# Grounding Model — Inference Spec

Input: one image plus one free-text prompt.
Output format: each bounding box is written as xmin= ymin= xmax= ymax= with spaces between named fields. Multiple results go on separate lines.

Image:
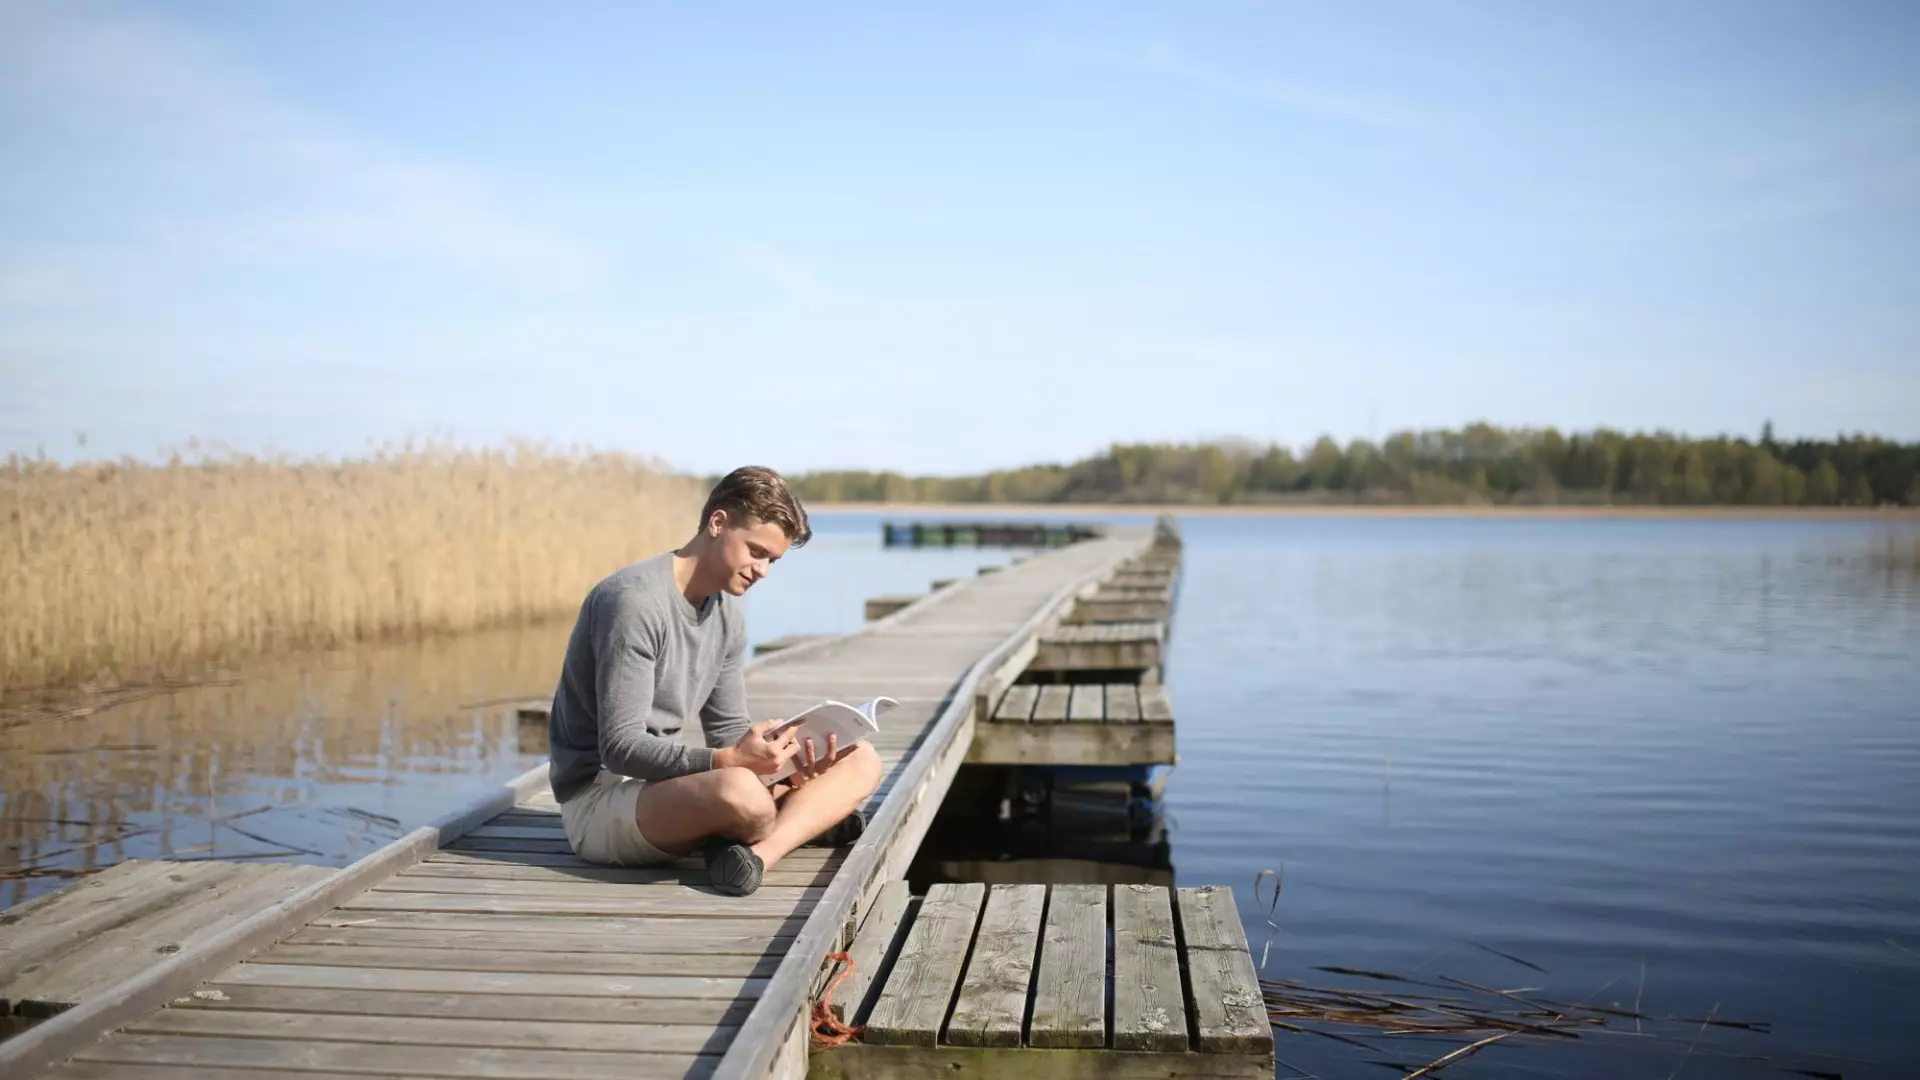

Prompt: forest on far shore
xmin=783 ymin=423 xmax=1920 ymax=508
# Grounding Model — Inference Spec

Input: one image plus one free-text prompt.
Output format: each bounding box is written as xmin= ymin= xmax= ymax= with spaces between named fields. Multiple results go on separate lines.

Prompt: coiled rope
xmin=810 ymin=951 xmax=866 ymax=1047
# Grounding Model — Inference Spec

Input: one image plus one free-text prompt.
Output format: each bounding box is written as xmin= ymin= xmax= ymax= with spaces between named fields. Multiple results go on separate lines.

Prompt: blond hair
xmin=701 ymin=465 xmax=811 ymax=545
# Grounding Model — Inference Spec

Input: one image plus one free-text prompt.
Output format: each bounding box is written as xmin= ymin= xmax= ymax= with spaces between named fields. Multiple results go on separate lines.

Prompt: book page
xmin=766 ymin=696 xmax=895 ymax=783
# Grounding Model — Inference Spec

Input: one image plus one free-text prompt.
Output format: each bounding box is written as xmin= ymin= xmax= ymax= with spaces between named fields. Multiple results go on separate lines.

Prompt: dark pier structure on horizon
xmin=881 ymin=520 xmax=1104 ymax=549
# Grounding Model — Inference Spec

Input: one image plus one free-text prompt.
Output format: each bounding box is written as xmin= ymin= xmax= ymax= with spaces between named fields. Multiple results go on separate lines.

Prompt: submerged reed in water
xmin=1247 ymin=862 xmax=1866 ymax=1079
xmin=0 ymin=443 xmax=704 ymax=692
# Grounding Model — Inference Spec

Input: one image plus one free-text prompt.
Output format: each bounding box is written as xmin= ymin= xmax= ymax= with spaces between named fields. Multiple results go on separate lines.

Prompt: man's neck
xmin=672 ymin=539 xmax=719 ymax=608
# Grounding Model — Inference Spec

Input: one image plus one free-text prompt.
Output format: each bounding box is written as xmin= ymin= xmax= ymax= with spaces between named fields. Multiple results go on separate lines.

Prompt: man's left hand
xmin=788 ymin=733 xmax=858 ymax=790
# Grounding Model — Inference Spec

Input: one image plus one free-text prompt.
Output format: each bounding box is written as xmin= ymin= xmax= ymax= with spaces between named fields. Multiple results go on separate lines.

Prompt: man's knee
xmin=845 ymin=742 xmax=884 ymax=794
xmin=714 ymin=767 xmax=777 ymax=838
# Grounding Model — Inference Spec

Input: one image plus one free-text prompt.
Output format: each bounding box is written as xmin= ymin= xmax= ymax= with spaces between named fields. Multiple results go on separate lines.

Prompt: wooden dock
xmin=968 ymin=683 xmax=1175 ymax=766
xmin=2 ymin=527 xmax=1167 ymax=1080
xmin=1062 ymin=584 xmax=1172 ymax=624
xmin=1029 ymin=621 xmax=1165 ymax=675
xmin=816 ymin=882 xmax=1272 ymax=1078
xmin=959 ymin=527 xmax=1184 ymax=807
xmin=0 ymin=862 xmax=335 ymax=1019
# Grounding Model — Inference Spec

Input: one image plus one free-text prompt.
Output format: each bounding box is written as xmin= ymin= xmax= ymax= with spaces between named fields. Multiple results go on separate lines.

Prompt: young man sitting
xmin=545 ymin=465 xmax=884 ymax=895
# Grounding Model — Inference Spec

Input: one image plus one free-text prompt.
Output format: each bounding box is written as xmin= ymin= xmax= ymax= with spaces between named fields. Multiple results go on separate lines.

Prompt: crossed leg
xmin=632 ymin=742 xmax=884 ymax=870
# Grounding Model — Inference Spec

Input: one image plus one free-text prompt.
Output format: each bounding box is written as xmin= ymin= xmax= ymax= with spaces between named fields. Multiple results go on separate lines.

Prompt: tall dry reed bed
xmin=1 ymin=444 xmax=705 ymax=693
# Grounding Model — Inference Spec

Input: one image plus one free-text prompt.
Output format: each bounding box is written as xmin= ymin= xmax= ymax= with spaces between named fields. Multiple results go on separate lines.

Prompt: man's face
xmin=710 ymin=512 xmax=792 ymax=596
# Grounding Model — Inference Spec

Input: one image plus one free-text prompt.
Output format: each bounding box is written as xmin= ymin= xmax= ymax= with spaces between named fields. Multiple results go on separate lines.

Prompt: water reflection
xmin=1 ymin=621 xmax=569 ymax=907
xmin=906 ymin=765 xmax=1176 ymax=890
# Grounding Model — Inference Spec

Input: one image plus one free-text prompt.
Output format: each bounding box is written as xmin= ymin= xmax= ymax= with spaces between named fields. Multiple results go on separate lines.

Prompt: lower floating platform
xmin=814 ymin=882 xmax=1273 ymax=1079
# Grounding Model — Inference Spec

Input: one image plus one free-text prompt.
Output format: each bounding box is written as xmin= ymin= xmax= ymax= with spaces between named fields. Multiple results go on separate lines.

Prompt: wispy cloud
xmin=1683 ymin=105 xmax=1920 ymax=233
xmin=0 ymin=263 xmax=89 ymax=310
xmin=0 ymin=3 xmax=601 ymax=292
xmin=736 ymin=246 xmax=837 ymax=304
xmin=1025 ymin=40 xmax=1421 ymax=129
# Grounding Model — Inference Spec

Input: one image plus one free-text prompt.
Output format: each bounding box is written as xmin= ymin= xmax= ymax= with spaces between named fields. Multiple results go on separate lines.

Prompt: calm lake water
xmin=6 ymin=510 xmax=1918 ymax=1077
xmin=1138 ymin=514 xmax=1920 ymax=1079
xmin=910 ymin=511 xmax=1912 ymax=1080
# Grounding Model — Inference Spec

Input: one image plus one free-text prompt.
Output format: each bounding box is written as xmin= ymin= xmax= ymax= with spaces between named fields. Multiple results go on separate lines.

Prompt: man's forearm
xmin=601 ymin=721 xmax=716 ymax=780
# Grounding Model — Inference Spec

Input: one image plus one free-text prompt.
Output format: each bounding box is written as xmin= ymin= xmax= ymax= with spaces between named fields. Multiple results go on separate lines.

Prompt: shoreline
xmin=812 ymin=502 xmax=1920 ymax=521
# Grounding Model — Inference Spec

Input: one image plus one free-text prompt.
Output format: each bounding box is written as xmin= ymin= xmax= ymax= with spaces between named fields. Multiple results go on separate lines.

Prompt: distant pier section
xmin=971 ymin=516 xmax=1183 ymax=770
xmin=882 ymin=519 xmax=1105 ymax=548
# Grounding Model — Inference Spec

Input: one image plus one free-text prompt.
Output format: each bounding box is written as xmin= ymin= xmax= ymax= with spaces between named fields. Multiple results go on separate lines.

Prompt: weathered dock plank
xmin=992 ymin=684 xmax=1038 ymax=723
xmin=167 ymin=983 xmax=755 ymax=1026
xmin=1028 ymin=884 xmax=1106 ymax=1049
xmin=945 ymin=884 xmax=1044 ymax=1047
xmin=68 ymin=1033 xmax=720 ymax=1080
xmin=1031 ymin=684 xmax=1071 ymax=723
xmin=831 ymin=880 xmax=910 ymax=1025
xmin=431 ymin=831 xmax=842 ymax=871
xmin=1141 ymin=685 xmax=1174 ymax=722
xmin=1113 ymin=884 xmax=1186 ymax=1052
xmin=366 ymin=875 xmax=826 ymax=902
xmin=216 ymin=961 xmax=765 ymax=1000
xmin=286 ymin=924 xmax=793 ymax=955
xmin=336 ymin=890 xmax=814 ymax=918
xmin=251 ymin=942 xmax=783 ymax=978
xmin=1174 ymin=887 xmax=1272 ymax=1055
xmin=862 ymin=883 xmax=985 ymax=1046
xmin=1066 ymin=684 xmax=1104 ymax=723
xmin=131 ymin=1008 xmax=738 ymax=1054
xmin=398 ymin=860 xmax=840 ymax=888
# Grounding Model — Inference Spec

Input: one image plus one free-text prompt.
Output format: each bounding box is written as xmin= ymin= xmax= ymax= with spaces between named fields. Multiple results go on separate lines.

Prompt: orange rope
xmin=811 ymin=951 xmax=865 ymax=1048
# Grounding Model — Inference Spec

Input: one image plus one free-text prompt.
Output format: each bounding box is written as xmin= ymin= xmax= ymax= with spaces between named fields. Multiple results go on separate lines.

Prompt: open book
xmin=764 ymin=696 xmax=896 ymax=784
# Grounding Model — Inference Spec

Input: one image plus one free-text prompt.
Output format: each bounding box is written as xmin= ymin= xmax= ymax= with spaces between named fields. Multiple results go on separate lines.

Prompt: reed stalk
xmin=0 ymin=441 xmax=704 ymax=692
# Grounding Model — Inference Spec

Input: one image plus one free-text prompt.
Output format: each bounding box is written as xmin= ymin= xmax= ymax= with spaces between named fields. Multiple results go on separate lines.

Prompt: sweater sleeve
xmin=594 ymin=590 xmax=716 ymax=779
xmin=700 ymin=610 xmax=753 ymax=750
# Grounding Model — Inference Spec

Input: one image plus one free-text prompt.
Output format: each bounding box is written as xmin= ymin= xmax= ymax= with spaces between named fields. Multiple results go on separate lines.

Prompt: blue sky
xmin=3 ymin=1 xmax=1917 ymax=475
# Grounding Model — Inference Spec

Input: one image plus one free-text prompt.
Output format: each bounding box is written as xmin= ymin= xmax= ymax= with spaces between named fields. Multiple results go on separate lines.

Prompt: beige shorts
xmin=561 ymin=771 xmax=675 ymax=866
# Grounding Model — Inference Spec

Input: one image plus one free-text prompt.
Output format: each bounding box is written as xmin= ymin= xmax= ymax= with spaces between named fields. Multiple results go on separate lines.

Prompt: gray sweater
xmin=546 ymin=552 xmax=753 ymax=803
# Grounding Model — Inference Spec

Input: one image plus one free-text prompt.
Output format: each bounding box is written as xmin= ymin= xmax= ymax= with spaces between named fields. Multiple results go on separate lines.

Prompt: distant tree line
xmin=781 ymin=423 xmax=1920 ymax=507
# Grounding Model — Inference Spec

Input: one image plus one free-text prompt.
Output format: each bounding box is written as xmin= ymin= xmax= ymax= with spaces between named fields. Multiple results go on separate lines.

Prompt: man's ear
xmin=707 ymin=508 xmax=728 ymax=537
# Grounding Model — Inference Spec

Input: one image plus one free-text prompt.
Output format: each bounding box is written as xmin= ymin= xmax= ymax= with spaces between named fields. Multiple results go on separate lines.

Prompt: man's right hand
xmin=715 ymin=719 xmax=800 ymax=775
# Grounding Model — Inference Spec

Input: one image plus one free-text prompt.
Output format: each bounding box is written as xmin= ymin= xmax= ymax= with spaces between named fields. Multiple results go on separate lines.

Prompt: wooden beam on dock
xmin=968 ymin=683 xmax=1175 ymax=766
xmin=862 ymin=594 xmax=921 ymax=621
xmin=1029 ymin=621 xmax=1164 ymax=672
